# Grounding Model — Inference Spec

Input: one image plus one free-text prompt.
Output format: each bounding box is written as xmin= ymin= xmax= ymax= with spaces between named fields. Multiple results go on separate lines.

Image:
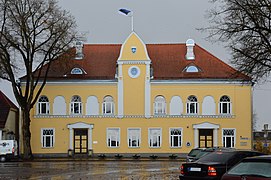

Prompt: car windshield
xmin=228 ymin=162 xmax=271 ymax=178
xmin=195 ymin=151 xmax=211 ymax=159
xmin=197 ymin=152 xmax=235 ymax=163
xmin=188 ymin=149 xmax=202 ymax=157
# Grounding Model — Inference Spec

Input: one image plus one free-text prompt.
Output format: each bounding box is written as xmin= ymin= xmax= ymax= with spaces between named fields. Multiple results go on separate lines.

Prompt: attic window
xmin=71 ymin=68 xmax=83 ymax=74
xmin=183 ymin=65 xmax=200 ymax=73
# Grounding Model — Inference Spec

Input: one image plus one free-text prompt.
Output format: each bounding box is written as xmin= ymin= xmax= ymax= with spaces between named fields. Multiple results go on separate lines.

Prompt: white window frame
xmin=41 ymin=128 xmax=55 ymax=148
xmin=70 ymin=95 xmax=82 ymax=114
xmin=37 ymin=96 xmax=50 ymax=115
xmin=107 ymin=128 xmax=120 ymax=148
xmin=102 ymin=96 xmax=114 ymax=115
xmin=71 ymin=68 xmax=83 ymax=74
xmin=127 ymin=128 xmax=141 ymax=148
xmin=219 ymin=95 xmax=232 ymax=115
xmin=148 ymin=128 xmax=162 ymax=148
xmin=154 ymin=96 xmax=166 ymax=115
xmin=169 ymin=128 xmax=183 ymax=148
xmin=186 ymin=96 xmax=198 ymax=114
xmin=222 ymin=128 xmax=236 ymax=148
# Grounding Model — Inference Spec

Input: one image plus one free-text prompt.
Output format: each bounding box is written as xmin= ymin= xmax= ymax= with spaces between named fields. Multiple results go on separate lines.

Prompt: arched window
xmin=102 ymin=96 xmax=114 ymax=115
xmin=37 ymin=96 xmax=49 ymax=115
xmin=154 ymin=96 xmax=166 ymax=115
xmin=71 ymin=68 xmax=83 ymax=74
xmin=86 ymin=96 xmax=99 ymax=115
xmin=186 ymin=95 xmax=198 ymax=114
xmin=170 ymin=96 xmax=183 ymax=115
xmin=202 ymin=96 xmax=216 ymax=115
xmin=70 ymin=95 xmax=82 ymax=114
xmin=53 ymin=96 xmax=66 ymax=115
xmin=186 ymin=66 xmax=199 ymax=72
xmin=219 ymin=95 xmax=231 ymax=114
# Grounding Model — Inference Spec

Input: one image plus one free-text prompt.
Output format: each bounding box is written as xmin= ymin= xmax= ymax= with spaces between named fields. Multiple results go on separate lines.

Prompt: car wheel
xmin=0 ymin=156 xmax=6 ymax=162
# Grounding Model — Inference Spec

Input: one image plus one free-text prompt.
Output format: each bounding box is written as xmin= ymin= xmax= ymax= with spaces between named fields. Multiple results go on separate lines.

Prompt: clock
xmin=128 ymin=66 xmax=140 ymax=78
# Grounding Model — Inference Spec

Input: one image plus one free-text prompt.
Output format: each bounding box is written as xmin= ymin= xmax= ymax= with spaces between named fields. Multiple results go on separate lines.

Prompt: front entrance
xmin=199 ymin=129 xmax=213 ymax=148
xmin=74 ymin=129 xmax=88 ymax=154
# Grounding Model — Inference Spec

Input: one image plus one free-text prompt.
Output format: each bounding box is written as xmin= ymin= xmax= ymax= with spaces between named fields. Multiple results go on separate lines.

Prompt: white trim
xmin=117 ymin=60 xmax=151 ymax=64
xmin=117 ymin=32 xmax=151 ymax=61
xmin=222 ymin=128 xmax=236 ymax=148
xmin=145 ymin=63 xmax=151 ymax=118
xmin=67 ymin=122 xmax=94 ymax=129
xmin=193 ymin=122 xmax=220 ymax=129
xmin=106 ymin=127 xmax=120 ymax=148
xmin=41 ymin=128 xmax=55 ymax=148
xmin=127 ymin=128 xmax=141 ymax=148
xmin=0 ymin=130 xmax=2 ymax=140
xmin=151 ymin=80 xmax=251 ymax=85
xmin=118 ymin=64 xmax=124 ymax=118
xmin=148 ymin=127 xmax=162 ymax=148
xmin=21 ymin=80 xmax=117 ymax=85
xmin=128 ymin=66 xmax=141 ymax=78
xmin=193 ymin=122 xmax=220 ymax=148
xmin=67 ymin=122 xmax=94 ymax=150
xmin=169 ymin=127 xmax=183 ymax=148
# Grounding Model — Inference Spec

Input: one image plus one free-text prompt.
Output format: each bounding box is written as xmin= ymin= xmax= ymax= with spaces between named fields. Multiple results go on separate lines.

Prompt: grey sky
xmin=0 ymin=0 xmax=270 ymax=130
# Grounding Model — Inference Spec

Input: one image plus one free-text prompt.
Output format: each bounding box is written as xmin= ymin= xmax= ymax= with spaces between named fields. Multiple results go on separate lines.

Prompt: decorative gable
xmin=118 ymin=32 xmax=150 ymax=61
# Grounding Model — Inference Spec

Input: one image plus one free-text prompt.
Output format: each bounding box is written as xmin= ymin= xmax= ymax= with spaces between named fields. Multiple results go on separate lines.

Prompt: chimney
xmin=185 ymin=39 xmax=195 ymax=60
xmin=75 ymin=40 xmax=84 ymax=59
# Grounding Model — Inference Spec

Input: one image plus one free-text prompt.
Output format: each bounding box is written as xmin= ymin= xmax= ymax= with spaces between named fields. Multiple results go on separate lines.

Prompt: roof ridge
xmin=0 ymin=90 xmax=18 ymax=109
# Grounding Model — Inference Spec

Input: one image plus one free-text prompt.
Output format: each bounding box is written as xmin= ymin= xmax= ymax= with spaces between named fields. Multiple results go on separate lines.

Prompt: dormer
xmin=185 ymin=39 xmax=195 ymax=60
xmin=75 ymin=41 xmax=84 ymax=59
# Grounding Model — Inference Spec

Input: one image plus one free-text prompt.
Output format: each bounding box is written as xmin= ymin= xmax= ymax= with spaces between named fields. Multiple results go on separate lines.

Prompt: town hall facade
xmin=21 ymin=32 xmax=252 ymax=158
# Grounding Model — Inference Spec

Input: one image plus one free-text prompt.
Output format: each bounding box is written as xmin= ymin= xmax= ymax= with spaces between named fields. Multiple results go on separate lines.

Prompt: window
xmin=128 ymin=128 xmax=141 ymax=148
xmin=223 ymin=129 xmax=235 ymax=148
xmin=154 ymin=96 xmax=166 ymax=115
xmin=102 ymin=96 xmax=114 ymax=115
xmin=37 ymin=96 xmax=49 ymax=115
xmin=219 ymin=95 xmax=231 ymax=114
xmin=70 ymin=95 xmax=82 ymax=114
xmin=107 ymin=128 xmax=120 ymax=147
xmin=186 ymin=66 xmax=199 ymax=72
xmin=186 ymin=95 xmax=198 ymax=114
xmin=170 ymin=128 xmax=182 ymax=148
xmin=41 ymin=128 xmax=54 ymax=148
xmin=149 ymin=128 xmax=162 ymax=148
xmin=170 ymin=96 xmax=183 ymax=115
xmin=71 ymin=68 xmax=83 ymax=74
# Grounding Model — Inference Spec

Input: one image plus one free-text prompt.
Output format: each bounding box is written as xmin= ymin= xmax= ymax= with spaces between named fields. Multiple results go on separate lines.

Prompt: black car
xmin=186 ymin=148 xmax=206 ymax=162
xmin=186 ymin=147 xmax=234 ymax=162
xmin=179 ymin=150 xmax=265 ymax=180
xmin=191 ymin=147 xmax=235 ymax=162
xmin=221 ymin=155 xmax=271 ymax=180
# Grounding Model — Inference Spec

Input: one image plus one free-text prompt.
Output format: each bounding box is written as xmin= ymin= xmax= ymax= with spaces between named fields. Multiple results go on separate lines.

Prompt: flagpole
xmin=131 ymin=15 xmax=134 ymax=31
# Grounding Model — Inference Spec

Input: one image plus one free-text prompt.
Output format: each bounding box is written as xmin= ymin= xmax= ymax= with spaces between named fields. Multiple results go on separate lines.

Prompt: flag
xmin=119 ymin=8 xmax=133 ymax=16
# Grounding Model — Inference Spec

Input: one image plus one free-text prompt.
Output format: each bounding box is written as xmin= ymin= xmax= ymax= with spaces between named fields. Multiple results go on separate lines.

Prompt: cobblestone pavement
xmin=0 ymin=159 xmax=181 ymax=179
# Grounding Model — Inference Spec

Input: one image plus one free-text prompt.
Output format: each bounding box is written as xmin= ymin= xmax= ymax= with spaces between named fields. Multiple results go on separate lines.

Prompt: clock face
xmin=128 ymin=66 xmax=140 ymax=78
xmin=131 ymin=67 xmax=138 ymax=76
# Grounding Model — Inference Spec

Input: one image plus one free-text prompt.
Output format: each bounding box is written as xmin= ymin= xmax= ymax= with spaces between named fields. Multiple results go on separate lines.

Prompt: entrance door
xmin=199 ymin=129 xmax=213 ymax=148
xmin=74 ymin=129 xmax=88 ymax=154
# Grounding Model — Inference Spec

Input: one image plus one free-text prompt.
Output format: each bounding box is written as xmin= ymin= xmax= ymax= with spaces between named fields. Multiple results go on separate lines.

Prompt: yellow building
xmin=23 ymin=32 xmax=252 ymax=158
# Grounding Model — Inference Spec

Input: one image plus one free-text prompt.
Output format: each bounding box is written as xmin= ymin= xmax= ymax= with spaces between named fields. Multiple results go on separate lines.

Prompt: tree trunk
xmin=22 ymin=108 xmax=33 ymax=160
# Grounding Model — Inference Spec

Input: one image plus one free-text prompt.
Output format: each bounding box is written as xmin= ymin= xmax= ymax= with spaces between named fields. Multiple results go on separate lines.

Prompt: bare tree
xmin=0 ymin=0 xmax=77 ymax=159
xmin=203 ymin=0 xmax=271 ymax=82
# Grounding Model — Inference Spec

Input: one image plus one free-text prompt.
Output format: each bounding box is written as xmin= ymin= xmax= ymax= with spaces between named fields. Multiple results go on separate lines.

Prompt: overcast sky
xmin=0 ymin=0 xmax=270 ymax=130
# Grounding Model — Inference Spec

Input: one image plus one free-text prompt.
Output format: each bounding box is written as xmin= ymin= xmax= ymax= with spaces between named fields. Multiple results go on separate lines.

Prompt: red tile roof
xmin=28 ymin=43 xmax=250 ymax=81
xmin=0 ymin=91 xmax=18 ymax=128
